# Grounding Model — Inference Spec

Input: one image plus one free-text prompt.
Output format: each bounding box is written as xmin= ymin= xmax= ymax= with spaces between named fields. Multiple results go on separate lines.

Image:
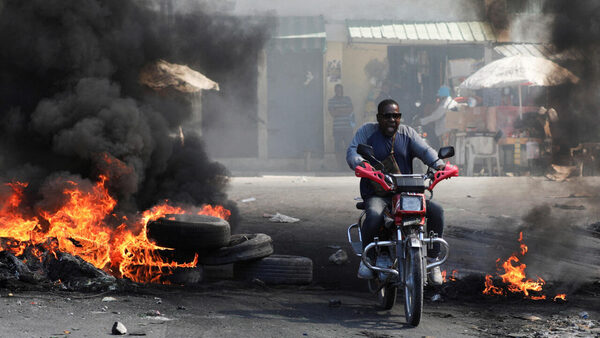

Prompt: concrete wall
xmin=322 ymin=42 xmax=387 ymax=154
xmin=342 ymin=43 xmax=388 ymax=126
xmin=323 ymin=42 xmax=343 ymax=154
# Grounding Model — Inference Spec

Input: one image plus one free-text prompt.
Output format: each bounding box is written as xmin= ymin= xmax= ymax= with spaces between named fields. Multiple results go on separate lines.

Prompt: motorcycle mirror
xmin=438 ymin=146 xmax=455 ymax=159
xmin=357 ymin=144 xmax=384 ymax=170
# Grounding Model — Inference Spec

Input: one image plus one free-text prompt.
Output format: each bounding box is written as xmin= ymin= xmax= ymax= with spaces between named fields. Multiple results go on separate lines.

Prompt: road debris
xmin=102 ymin=296 xmax=117 ymax=302
xmin=513 ymin=314 xmax=542 ymax=321
xmin=579 ymin=311 xmax=589 ymax=319
xmin=292 ymin=176 xmax=308 ymax=183
xmin=111 ymin=321 xmax=127 ymax=335
xmin=328 ymin=249 xmax=348 ymax=265
xmin=145 ymin=310 xmax=161 ymax=317
xmin=252 ymin=278 xmax=267 ymax=288
xmin=241 ymin=197 xmax=256 ymax=203
xmin=263 ymin=212 xmax=300 ymax=223
xmin=545 ymin=164 xmax=577 ymax=181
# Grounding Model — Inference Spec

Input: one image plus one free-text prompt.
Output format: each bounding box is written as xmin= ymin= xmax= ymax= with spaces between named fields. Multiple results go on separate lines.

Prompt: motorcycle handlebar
xmin=354 ymin=161 xmax=459 ymax=192
xmin=354 ymin=162 xmax=393 ymax=192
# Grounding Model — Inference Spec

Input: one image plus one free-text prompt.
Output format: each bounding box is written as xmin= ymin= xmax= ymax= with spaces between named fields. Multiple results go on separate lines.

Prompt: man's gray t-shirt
xmin=346 ymin=123 xmax=443 ymax=198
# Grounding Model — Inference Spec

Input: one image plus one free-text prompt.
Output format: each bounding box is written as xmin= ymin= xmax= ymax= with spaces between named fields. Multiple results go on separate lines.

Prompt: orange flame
xmin=198 ymin=204 xmax=231 ymax=220
xmin=483 ymin=232 xmax=556 ymax=300
xmin=0 ymin=182 xmax=42 ymax=245
xmin=483 ymin=274 xmax=504 ymax=295
xmin=553 ymin=294 xmax=566 ymax=301
xmin=441 ymin=269 xmax=459 ymax=284
xmin=0 ymin=155 xmax=230 ymax=284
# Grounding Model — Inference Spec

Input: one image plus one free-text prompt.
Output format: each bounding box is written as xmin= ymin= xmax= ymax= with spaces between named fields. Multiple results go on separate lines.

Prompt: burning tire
xmin=147 ymin=214 xmax=230 ymax=251
xmin=199 ymin=233 xmax=273 ymax=265
xmin=233 ymin=254 xmax=313 ymax=285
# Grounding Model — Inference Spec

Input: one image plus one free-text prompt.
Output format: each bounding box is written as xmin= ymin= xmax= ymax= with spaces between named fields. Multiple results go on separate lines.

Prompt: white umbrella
xmin=459 ymin=55 xmax=579 ymax=118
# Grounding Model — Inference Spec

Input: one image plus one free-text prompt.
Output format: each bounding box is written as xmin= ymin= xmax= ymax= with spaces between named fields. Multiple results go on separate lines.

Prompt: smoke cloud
xmin=518 ymin=204 xmax=599 ymax=292
xmin=546 ymin=1 xmax=600 ymax=156
xmin=0 ymin=0 xmax=272 ymax=227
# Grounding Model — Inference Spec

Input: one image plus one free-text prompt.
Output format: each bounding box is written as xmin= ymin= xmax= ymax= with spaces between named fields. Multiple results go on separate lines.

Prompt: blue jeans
xmin=361 ymin=196 xmax=444 ymax=259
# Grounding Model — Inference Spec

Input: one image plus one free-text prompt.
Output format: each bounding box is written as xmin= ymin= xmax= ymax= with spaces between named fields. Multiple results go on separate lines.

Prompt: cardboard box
xmin=464 ymin=107 xmax=487 ymax=131
xmin=444 ymin=106 xmax=497 ymax=132
xmin=445 ymin=109 xmax=465 ymax=130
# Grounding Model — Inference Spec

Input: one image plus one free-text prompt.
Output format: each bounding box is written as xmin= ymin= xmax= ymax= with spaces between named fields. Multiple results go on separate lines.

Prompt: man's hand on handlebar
xmin=436 ymin=163 xmax=446 ymax=171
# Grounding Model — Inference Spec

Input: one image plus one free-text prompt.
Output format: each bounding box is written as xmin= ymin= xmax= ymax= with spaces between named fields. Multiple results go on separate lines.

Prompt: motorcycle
xmin=347 ymin=144 xmax=459 ymax=326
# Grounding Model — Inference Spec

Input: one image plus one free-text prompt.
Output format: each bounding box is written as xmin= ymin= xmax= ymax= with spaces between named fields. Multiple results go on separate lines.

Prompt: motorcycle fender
xmin=408 ymin=237 xmax=421 ymax=248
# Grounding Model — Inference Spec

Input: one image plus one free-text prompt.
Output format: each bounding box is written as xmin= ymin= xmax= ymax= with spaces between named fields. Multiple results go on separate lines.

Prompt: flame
xmin=0 ymin=154 xmax=230 ymax=284
xmin=553 ymin=294 xmax=566 ymax=301
xmin=441 ymin=269 xmax=459 ymax=283
xmin=0 ymin=182 xmax=42 ymax=245
xmin=198 ymin=204 xmax=231 ymax=220
xmin=483 ymin=232 xmax=558 ymax=300
xmin=483 ymin=274 xmax=504 ymax=295
xmin=451 ymin=269 xmax=458 ymax=281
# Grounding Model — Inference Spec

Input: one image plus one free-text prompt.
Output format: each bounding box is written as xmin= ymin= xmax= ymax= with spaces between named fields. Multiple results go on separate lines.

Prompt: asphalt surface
xmin=230 ymin=175 xmax=600 ymax=291
xmin=1 ymin=175 xmax=599 ymax=337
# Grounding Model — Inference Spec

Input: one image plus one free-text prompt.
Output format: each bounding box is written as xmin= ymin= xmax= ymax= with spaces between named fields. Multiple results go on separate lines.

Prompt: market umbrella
xmin=458 ymin=55 xmax=579 ymax=118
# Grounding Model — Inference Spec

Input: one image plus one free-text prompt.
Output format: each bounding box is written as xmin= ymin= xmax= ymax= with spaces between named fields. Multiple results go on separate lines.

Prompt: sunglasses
xmin=378 ymin=113 xmax=402 ymax=120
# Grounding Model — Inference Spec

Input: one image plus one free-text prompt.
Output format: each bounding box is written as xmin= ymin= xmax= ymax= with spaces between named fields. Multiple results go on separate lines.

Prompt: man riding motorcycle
xmin=346 ymin=99 xmax=446 ymax=285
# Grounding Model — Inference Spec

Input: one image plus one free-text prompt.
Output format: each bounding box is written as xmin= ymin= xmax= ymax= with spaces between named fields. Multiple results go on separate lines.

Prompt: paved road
xmin=229 ymin=175 xmax=600 ymax=291
xmin=2 ymin=175 xmax=599 ymax=337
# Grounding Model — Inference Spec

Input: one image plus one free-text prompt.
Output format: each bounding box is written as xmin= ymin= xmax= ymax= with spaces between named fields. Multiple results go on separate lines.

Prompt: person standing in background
xmin=328 ymin=84 xmax=355 ymax=169
xmin=420 ymin=86 xmax=458 ymax=150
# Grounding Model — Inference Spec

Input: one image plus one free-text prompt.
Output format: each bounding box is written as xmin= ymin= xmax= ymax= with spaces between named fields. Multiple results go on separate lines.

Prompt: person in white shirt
xmin=420 ymin=86 xmax=458 ymax=149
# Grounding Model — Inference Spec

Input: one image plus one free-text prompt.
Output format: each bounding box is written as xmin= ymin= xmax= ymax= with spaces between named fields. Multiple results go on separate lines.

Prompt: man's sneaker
xmin=427 ymin=258 xmax=443 ymax=286
xmin=357 ymin=259 xmax=375 ymax=279
xmin=376 ymin=254 xmax=393 ymax=280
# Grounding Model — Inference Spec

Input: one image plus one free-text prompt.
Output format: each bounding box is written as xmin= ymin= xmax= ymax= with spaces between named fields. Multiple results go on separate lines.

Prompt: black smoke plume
xmin=518 ymin=204 xmax=598 ymax=292
xmin=0 ymin=0 xmax=271 ymax=227
xmin=546 ymin=1 xmax=600 ymax=161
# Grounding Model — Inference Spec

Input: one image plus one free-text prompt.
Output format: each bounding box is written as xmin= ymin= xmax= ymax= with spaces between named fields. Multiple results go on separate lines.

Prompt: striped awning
xmin=269 ymin=16 xmax=326 ymax=53
xmin=347 ymin=20 xmax=496 ymax=44
xmin=493 ymin=44 xmax=583 ymax=61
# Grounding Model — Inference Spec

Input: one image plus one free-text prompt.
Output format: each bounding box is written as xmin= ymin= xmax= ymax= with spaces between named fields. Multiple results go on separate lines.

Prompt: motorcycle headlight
xmin=401 ymin=195 xmax=422 ymax=211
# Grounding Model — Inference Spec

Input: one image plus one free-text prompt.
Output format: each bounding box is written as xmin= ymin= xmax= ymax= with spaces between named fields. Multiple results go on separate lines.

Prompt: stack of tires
xmin=146 ymin=214 xmax=313 ymax=285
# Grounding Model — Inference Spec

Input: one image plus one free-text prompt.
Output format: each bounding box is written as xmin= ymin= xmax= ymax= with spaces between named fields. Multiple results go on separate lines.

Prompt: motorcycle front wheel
xmin=368 ymin=278 xmax=397 ymax=310
xmin=403 ymin=246 xmax=423 ymax=326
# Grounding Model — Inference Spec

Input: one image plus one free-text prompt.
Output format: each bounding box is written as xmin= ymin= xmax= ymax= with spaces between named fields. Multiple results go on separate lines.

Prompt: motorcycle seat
xmin=355 ymin=202 xmax=365 ymax=210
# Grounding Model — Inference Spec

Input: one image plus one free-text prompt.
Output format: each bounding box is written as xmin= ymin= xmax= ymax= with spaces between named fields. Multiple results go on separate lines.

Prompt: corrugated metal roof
xmin=347 ymin=20 xmax=496 ymax=44
xmin=270 ymin=16 xmax=326 ymax=52
xmin=493 ymin=43 xmax=583 ymax=61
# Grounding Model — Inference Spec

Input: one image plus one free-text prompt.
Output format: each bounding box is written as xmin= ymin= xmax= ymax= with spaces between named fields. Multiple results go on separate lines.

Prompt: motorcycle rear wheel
xmin=368 ymin=278 xmax=397 ymax=310
xmin=403 ymin=246 xmax=423 ymax=326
